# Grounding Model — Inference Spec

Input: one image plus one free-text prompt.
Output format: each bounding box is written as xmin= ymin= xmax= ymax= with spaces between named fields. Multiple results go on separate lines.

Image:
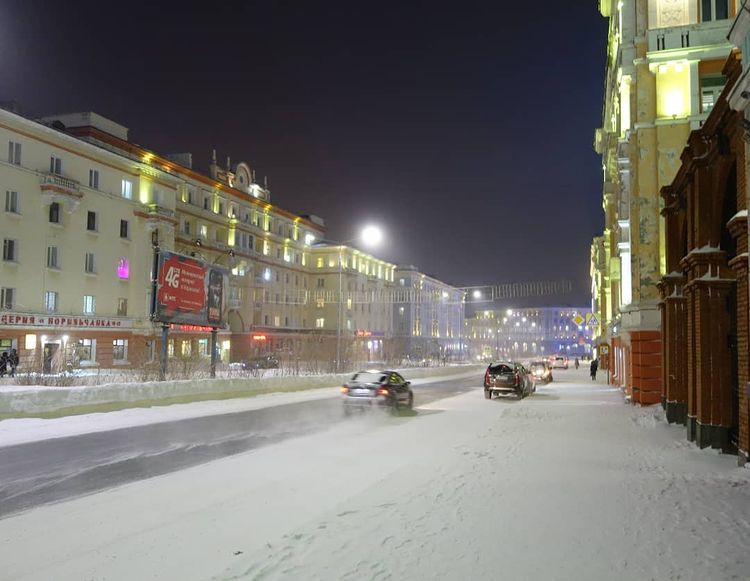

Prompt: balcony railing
xmin=39 ymin=172 xmax=82 ymax=198
xmin=648 ymin=20 xmax=730 ymax=53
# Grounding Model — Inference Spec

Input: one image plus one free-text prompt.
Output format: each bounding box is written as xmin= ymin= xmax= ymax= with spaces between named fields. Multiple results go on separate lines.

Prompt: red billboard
xmin=153 ymin=251 xmax=227 ymax=326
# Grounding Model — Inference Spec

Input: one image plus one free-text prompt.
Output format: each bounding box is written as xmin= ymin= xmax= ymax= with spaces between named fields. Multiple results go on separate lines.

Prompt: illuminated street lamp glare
xmin=361 ymin=225 xmax=383 ymax=247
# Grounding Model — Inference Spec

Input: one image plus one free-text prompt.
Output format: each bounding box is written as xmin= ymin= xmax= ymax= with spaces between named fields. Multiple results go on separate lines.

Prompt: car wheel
xmin=484 ymin=389 xmax=491 ymax=399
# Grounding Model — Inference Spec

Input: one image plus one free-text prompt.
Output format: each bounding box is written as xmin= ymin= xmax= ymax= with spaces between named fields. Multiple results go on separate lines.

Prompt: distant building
xmin=392 ymin=266 xmax=465 ymax=362
xmin=465 ymin=307 xmax=594 ymax=362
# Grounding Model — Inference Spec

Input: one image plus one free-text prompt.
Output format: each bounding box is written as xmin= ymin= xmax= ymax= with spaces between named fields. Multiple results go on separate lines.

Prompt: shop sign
xmin=0 ymin=313 xmax=133 ymax=328
xmin=170 ymin=324 xmax=215 ymax=333
xmin=355 ymin=330 xmax=385 ymax=337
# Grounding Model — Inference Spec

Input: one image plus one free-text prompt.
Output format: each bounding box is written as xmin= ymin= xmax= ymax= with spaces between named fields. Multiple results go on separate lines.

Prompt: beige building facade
xmin=593 ymin=0 xmax=737 ymax=404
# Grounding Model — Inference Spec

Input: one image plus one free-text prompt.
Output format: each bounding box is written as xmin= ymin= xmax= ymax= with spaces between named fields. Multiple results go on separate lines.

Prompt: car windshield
xmin=350 ymin=371 xmax=387 ymax=384
xmin=488 ymin=364 xmax=513 ymax=374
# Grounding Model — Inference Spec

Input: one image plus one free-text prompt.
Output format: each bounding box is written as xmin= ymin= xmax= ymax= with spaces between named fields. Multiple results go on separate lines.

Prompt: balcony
xmin=39 ymin=172 xmax=82 ymax=210
xmin=648 ymin=20 xmax=730 ymax=53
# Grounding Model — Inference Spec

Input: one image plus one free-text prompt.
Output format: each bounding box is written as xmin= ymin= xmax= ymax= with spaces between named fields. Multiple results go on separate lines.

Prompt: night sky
xmin=1 ymin=1 xmax=607 ymax=303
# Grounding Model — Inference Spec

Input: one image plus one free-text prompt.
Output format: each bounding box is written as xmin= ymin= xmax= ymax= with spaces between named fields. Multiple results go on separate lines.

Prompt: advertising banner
xmin=152 ymin=251 xmax=228 ymax=327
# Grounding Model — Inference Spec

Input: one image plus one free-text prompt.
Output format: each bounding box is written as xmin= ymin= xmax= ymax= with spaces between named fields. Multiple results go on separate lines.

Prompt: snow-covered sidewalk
xmin=0 ymin=374 xmax=748 ymax=580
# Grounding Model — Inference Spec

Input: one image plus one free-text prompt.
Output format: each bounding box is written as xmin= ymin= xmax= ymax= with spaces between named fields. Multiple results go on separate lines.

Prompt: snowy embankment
xmin=0 ymin=364 xmax=482 ymax=419
xmin=0 ymin=374 xmax=748 ymax=580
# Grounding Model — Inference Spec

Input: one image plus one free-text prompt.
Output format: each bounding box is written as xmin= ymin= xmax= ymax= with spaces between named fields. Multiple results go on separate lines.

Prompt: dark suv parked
xmin=483 ymin=361 xmax=535 ymax=399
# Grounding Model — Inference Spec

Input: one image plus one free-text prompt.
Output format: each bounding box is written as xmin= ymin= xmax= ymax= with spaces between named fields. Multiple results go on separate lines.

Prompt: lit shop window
xmin=112 ymin=339 xmax=128 ymax=362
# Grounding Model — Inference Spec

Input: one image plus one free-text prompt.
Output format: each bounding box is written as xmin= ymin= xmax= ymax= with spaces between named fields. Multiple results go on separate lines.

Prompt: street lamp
xmin=335 ymin=225 xmax=383 ymax=373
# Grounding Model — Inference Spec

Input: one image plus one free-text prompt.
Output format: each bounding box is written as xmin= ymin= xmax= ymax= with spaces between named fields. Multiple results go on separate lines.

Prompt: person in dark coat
xmin=590 ymin=358 xmax=599 ymax=380
xmin=8 ymin=348 xmax=18 ymax=377
xmin=0 ymin=352 xmax=8 ymax=378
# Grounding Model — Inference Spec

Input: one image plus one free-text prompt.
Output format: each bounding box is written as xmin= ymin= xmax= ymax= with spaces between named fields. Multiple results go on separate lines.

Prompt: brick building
xmin=661 ymin=51 xmax=749 ymax=461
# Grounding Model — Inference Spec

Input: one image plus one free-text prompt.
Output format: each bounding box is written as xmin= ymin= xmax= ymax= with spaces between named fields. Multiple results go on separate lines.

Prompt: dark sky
xmin=0 ymin=1 xmax=607 ymax=302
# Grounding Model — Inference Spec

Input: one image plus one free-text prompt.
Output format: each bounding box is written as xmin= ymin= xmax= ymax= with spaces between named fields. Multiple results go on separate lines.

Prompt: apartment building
xmin=593 ymin=0 xmax=737 ymax=404
xmin=0 ymin=108 xmax=328 ymax=371
xmin=0 ymin=109 xmax=167 ymax=372
xmin=307 ymin=244 xmax=396 ymax=364
xmin=392 ymin=266 xmax=465 ymax=362
xmin=465 ymin=307 xmax=594 ymax=362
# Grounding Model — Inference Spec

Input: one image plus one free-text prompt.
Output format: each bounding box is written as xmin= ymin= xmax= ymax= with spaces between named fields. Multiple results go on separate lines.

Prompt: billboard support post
xmin=160 ymin=323 xmax=169 ymax=381
xmin=210 ymin=327 xmax=218 ymax=379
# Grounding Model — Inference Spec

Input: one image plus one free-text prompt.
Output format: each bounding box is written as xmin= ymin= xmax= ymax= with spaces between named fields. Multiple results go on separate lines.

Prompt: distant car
xmin=341 ymin=370 xmax=414 ymax=414
xmin=484 ymin=361 xmax=535 ymax=399
xmin=229 ymin=354 xmax=280 ymax=371
xmin=529 ymin=360 xmax=553 ymax=384
xmin=552 ymin=356 xmax=569 ymax=370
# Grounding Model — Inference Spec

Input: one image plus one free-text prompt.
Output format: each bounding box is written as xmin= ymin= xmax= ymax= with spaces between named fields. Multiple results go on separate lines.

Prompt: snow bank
xmin=0 ymin=365 xmax=483 ymax=418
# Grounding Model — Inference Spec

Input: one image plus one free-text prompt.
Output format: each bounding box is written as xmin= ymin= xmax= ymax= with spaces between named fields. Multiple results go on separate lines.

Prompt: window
xmin=78 ymin=338 xmax=96 ymax=363
xmin=117 ymin=258 xmax=129 ymax=279
xmin=701 ymin=0 xmax=728 ymax=21
xmin=45 ymin=290 xmax=58 ymax=312
xmin=3 ymin=239 xmax=17 ymax=261
xmin=317 ymin=278 xmax=325 ymax=288
xmin=49 ymin=202 xmax=61 ymax=224
xmin=117 ymin=298 xmax=128 ymax=316
xmin=120 ymin=219 xmax=129 ymax=239
xmin=87 ymin=211 xmax=97 ymax=232
xmin=8 ymin=141 xmax=21 ymax=165
xmin=274 ymin=315 xmax=281 ymax=326
xmin=49 ymin=155 xmax=62 ymax=175
xmin=0 ymin=288 xmax=14 ymax=310
xmin=203 ymin=196 xmax=210 ymax=211
xmin=200 ymin=224 xmax=208 ymax=238
xmin=315 ymin=317 xmax=325 ymax=328
xmin=83 ymin=295 xmax=95 ymax=314
xmin=121 ymin=179 xmax=133 ymax=199
xmin=316 ymin=257 xmax=324 ymax=268
xmin=5 ymin=191 xmax=19 ymax=213
xmin=46 ymin=246 xmax=59 ymax=268
xmin=112 ymin=339 xmax=128 ymax=362
xmin=88 ymin=169 xmax=99 ymax=189
xmin=701 ymin=75 xmax=726 ymax=114
xmin=84 ymin=252 xmax=96 ymax=274
xmin=183 ymin=220 xmax=191 ymax=235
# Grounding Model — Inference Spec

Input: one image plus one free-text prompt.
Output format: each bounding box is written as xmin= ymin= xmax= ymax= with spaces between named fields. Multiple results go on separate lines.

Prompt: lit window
xmin=117 ymin=258 xmax=129 ymax=279
xmin=83 ymin=295 xmax=95 ymax=314
xmin=78 ymin=338 xmax=96 ymax=363
xmin=45 ymin=291 xmax=58 ymax=312
xmin=121 ymin=179 xmax=133 ymax=199
xmin=317 ymin=257 xmax=324 ymax=268
xmin=315 ymin=317 xmax=325 ymax=328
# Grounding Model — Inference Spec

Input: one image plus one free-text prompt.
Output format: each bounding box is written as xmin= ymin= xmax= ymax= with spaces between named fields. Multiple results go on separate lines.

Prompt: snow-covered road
xmin=0 ymin=370 xmax=748 ymax=580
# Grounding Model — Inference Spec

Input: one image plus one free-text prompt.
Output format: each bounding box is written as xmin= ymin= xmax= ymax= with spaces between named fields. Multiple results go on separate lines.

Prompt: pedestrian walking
xmin=575 ymin=357 xmax=580 ymax=370
xmin=8 ymin=348 xmax=18 ymax=377
xmin=0 ymin=352 xmax=8 ymax=378
xmin=590 ymin=358 xmax=598 ymax=380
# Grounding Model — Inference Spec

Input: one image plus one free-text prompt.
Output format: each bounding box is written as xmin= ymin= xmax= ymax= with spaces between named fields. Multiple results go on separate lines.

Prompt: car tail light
xmin=340 ymin=386 xmax=349 ymax=394
xmin=377 ymin=387 xmax=389 ymax=396
xmin=514 ymin=372 xmax=520 ymax=387
xmin=484 ymin=369 xmax=490 ymax=384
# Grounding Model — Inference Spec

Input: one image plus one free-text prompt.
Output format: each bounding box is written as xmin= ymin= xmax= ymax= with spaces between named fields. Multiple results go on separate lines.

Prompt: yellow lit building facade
xmin=593 ymin=0 xmax=737 ymax=404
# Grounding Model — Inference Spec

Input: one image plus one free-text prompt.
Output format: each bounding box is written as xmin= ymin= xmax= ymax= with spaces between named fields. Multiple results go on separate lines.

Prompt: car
xmin=552 ymin=355 xmax=569 ymax=370
xmin=341 ymin=369 xmax=414 ymax=414
xmin=483 ymin=361 xmax=535 ymax=399
xmin=529 ymin=360 xmax=553 ymax=384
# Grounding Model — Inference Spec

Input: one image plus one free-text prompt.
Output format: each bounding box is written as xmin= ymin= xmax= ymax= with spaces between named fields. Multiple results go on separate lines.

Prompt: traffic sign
xmin=573 ymin=314 xmax=584 ymax=326
xmin=586 ymin=313 xmax=599 ymax=327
